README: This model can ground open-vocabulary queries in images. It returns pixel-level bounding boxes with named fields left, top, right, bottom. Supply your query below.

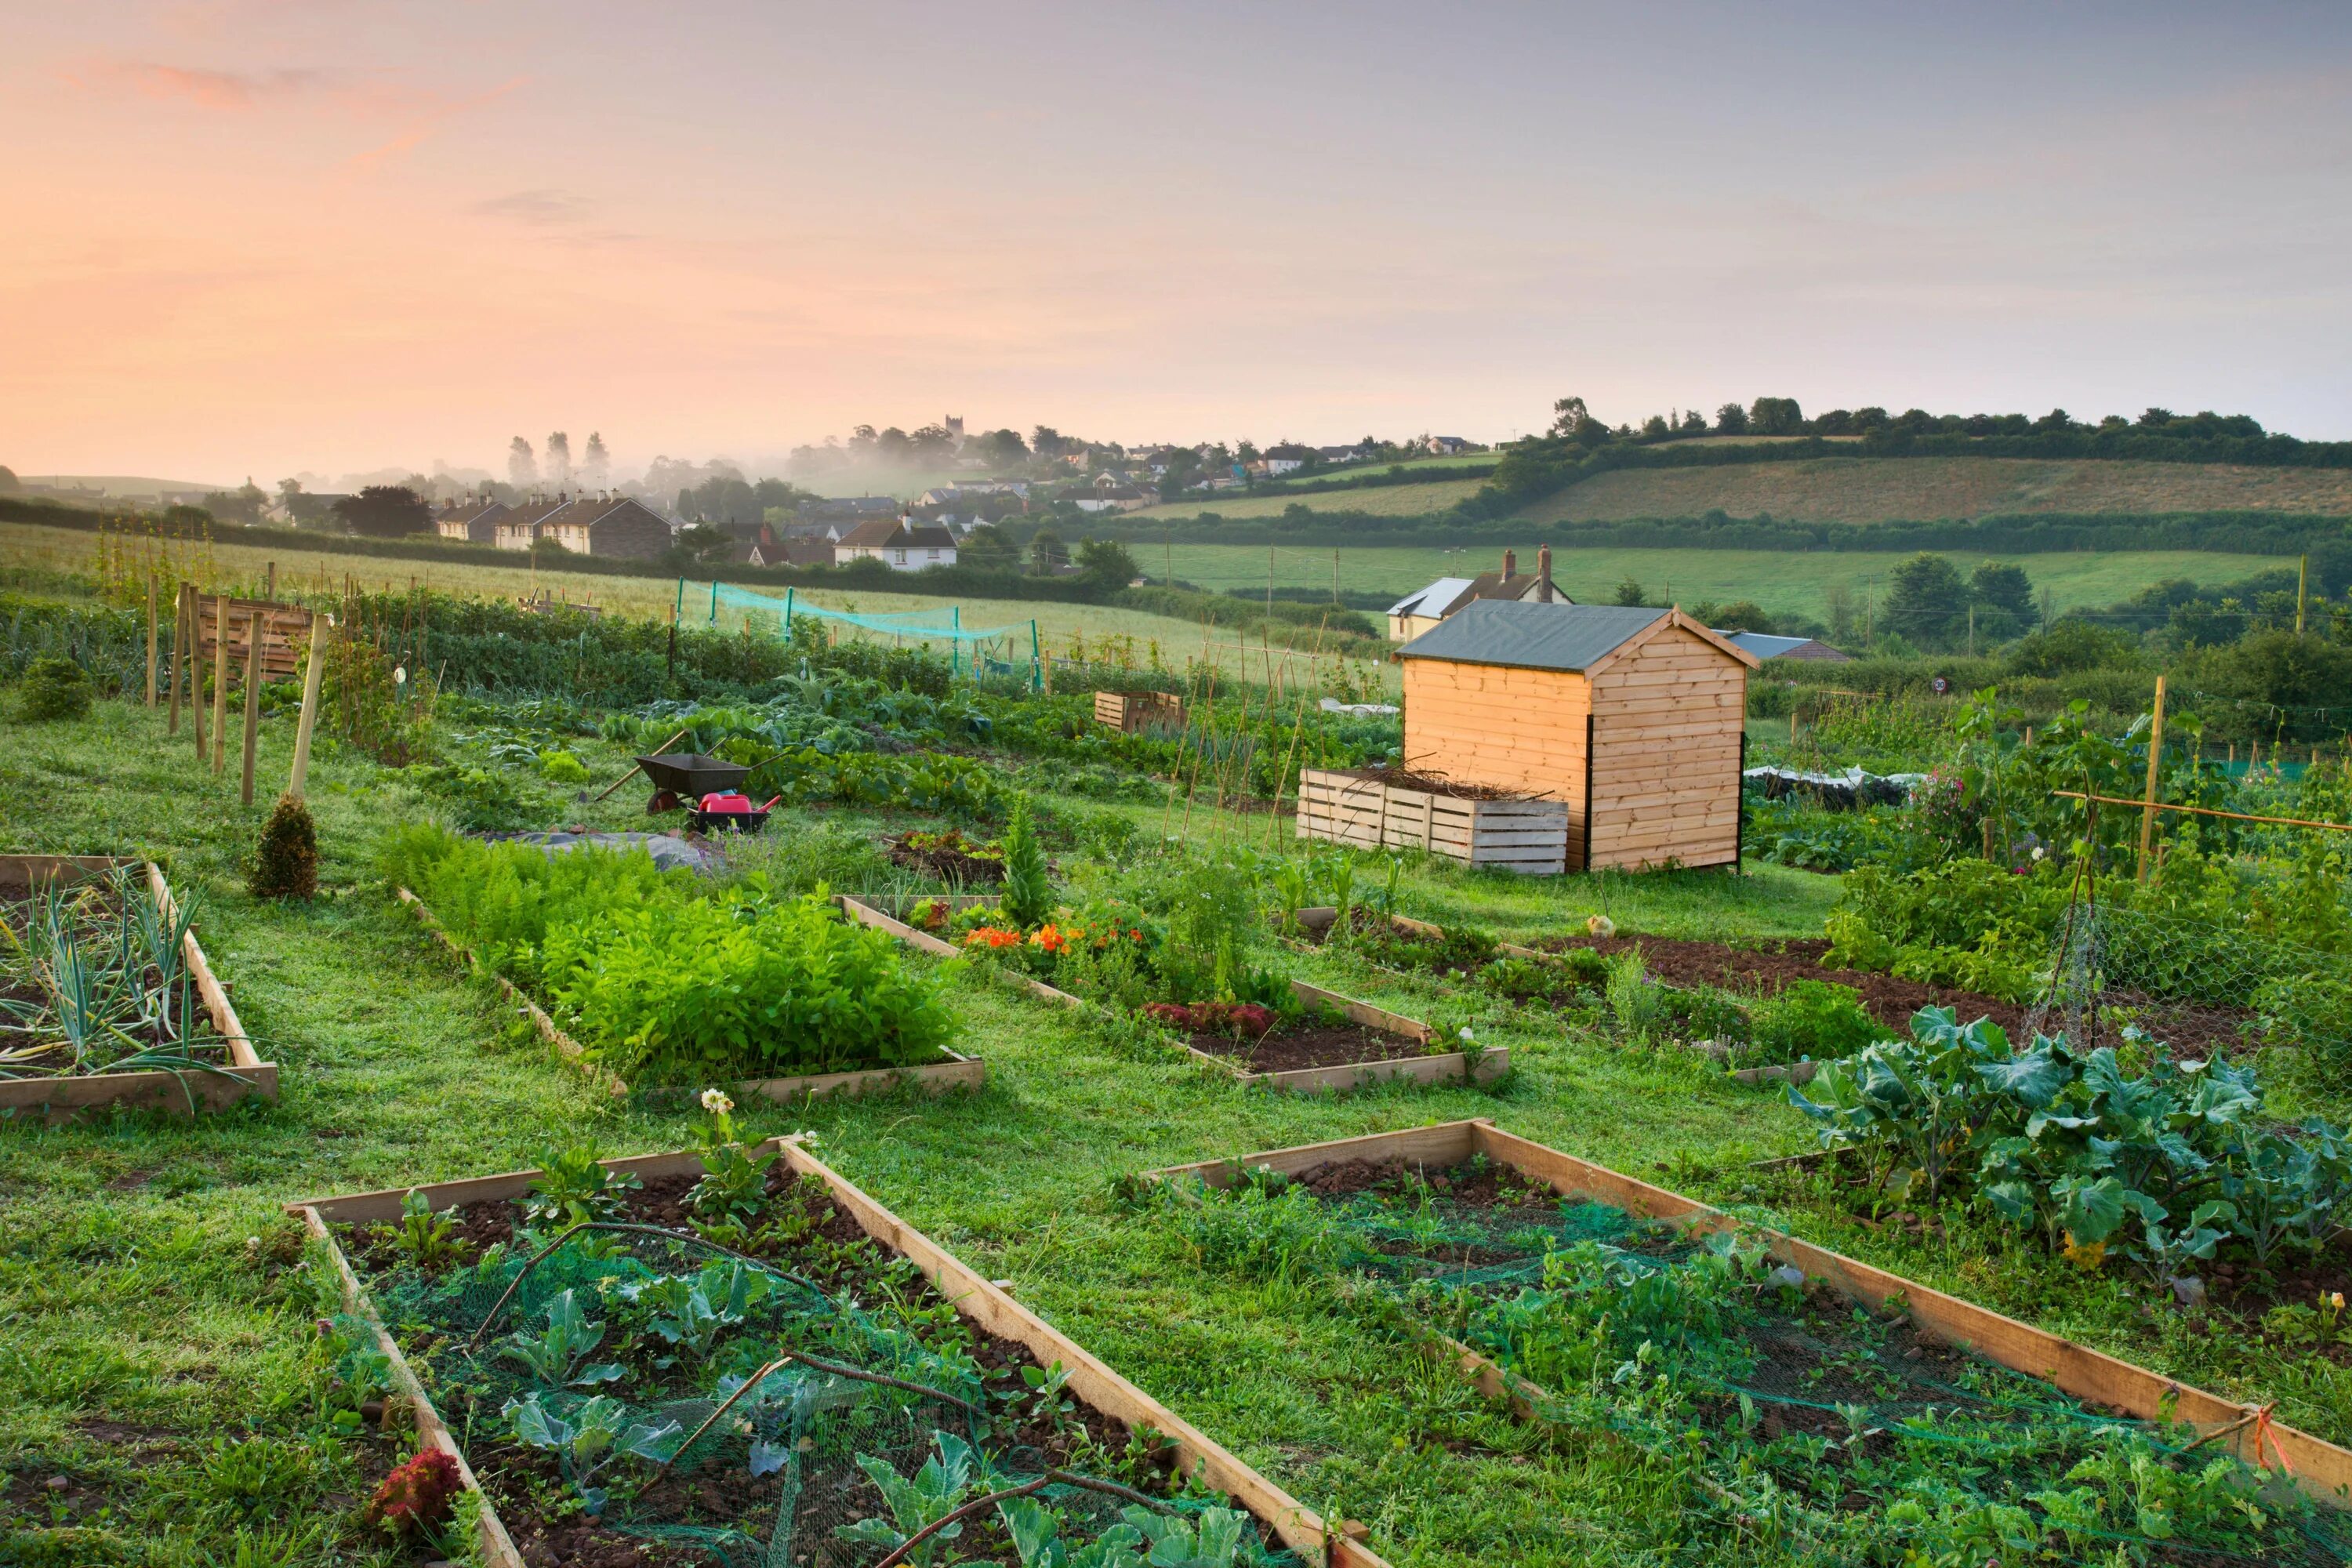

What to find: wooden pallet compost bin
left=394, top=887, right=983, bottom=1104
left=0, top=855, right=273, bottom=1119
left=1143, top=1118, right=2352, bottom=1506
left=1295, top=771, right=1569, bottom=874
left=1094, top=689, right=1186, bottom=732
left=189, top=593, right=318, bottom=682
left=1393, top=600, right=1759, bottom=872
left=836, top=894, right=1504, bottom=1094
left=289, top=1138, right=1392, bottom=1568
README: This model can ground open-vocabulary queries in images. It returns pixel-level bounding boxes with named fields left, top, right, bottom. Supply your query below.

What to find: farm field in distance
left=1519, top=453, right=2352, bottom=524
left=1129, top=475, right=1491, bottom=520
left=1157, top=540, right=2285, bottom=621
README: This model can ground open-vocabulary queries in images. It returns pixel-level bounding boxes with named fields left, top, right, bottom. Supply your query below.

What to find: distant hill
left=10, top=474, right=233, bottom=500
left=1516, top=455, right=2352, bottom=525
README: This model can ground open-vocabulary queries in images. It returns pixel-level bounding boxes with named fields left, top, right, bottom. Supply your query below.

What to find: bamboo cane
left=2136, top=675, right=2166, bottom=883
left=144, top=573, right=158, bottom=707
left=288, top=612, right=328, bottom=802
left=167, top=584, right=186, bottom=735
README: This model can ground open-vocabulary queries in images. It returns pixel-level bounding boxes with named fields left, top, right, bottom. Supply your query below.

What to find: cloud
left=470, top=188, right=592, bottom=227
left=112, top=62, right=323, bottom=110
left=346, top=74, right=526, bottom=169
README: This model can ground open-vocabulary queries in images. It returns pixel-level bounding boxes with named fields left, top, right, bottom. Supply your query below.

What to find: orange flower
left=963, top=926, right=1025, bottom=949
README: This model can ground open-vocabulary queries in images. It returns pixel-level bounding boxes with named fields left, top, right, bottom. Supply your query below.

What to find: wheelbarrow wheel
left=648, top=789, right=679, bottom=814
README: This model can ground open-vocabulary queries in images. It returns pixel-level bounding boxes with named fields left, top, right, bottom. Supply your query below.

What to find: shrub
left=250, top=793, right=319, bottom=900
left=1744, top=979, right=1885, bottom=1065
left=1000, top=796, right=1051, bottom=929
left=14, top=655, right=91, bottom=720
left=539, top=749, right=590, bottom=784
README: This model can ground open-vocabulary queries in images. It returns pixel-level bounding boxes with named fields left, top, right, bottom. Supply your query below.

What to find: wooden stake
left=2136, top=674, right=2166, bottom=883
left=288, top=612, right=328, bottom=802
left=2297, top=554, right=2308, bottom=635
left=240, top=608, right=263, bottom=805
left=167, top=584, right=186, bottom=734
left=265, top=560, right=276, bottom=599
left=144, top=573, right=158, bottom=706
left=211, top=596, right=230, bottom=775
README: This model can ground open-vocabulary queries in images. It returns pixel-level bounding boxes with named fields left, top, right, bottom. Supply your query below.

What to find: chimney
left=1538, top=544, right=1555, bottom=603
left=1502, top=548, right=1517, bottom=581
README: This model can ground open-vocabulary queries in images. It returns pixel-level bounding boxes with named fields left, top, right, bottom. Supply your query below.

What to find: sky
left=5, top=0, right=2352, bottom=485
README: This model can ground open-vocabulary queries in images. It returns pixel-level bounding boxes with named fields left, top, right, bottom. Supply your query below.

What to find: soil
left=884, top=830, right=1004, bottom=885
left=345, top=1162, right=1191, bottom=1567
left=1186, top=1021, right=1430, bottom=1075
left=1532, top=931, right=2267, bottom=1060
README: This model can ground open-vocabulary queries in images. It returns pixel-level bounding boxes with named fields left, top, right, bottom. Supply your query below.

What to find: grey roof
left=1717, top=630, right=1850, bottom=661
left=1396, top=599, right=1675, bottom=671
left=1388, top=576, right=1473, bottom=618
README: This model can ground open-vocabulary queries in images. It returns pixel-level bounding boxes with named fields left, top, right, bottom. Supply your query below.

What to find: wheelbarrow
left=635, top=753, right=751, bottom=815
left=690, top=792, right=781, bottom=834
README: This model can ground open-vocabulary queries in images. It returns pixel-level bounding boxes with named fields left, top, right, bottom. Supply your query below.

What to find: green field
left=1130, top=476, right=1489, bottom=521
left=0, top=521, right=1399, bottom=689
left=1159, top=542, right=2285, bottom=622
left=1521, top=454, right=2352, bottom=524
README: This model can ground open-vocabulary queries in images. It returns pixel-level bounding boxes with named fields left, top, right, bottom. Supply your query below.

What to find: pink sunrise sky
left=5, top=1, right=2350, bottom=484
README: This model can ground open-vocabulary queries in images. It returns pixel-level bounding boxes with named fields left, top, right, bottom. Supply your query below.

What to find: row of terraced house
left=430, top=491, right=674, bottom=559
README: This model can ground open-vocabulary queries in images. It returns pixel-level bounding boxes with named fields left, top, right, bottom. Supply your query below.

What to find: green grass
left=1152, top=542, right=2283, bottom=623
left=1130, top=478, right=1491, bottom=522
left=1519, top=454, right=2352, bottom=525
left=7, top=699, right=2350, bottom=1565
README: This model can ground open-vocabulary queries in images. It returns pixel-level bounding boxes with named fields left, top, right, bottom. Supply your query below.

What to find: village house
left=1425, top=436, right=1475, bottom=455
left=833, top=516, right=958, bottom=571
left=493, top=493, right=671, bottom=559
left=1715, top=630, right=1853, bottom=662
left=1385, top=547, right=1570, bottom=639
left=433, top=497, right=508, bottom=545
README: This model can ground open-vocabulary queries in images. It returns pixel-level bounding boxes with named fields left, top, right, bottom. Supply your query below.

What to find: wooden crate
left=1143, top=1119, right=2352, bottom=1504
left=1094, top=689, right=1186, bottom=732
left=190, top=594, right=318, bottom=682
left=396, top=888, right=983, bottom=1104
left=289, top=1138, right=1390, bottom=1568
left=0, top=856, right=274, bottom=1120
left=837, top=894, right=1504, bottom=1094
left=1297, top=770, right=1568, bottom=875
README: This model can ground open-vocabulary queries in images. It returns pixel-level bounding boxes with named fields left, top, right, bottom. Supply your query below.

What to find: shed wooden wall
left=1399, top=659, right=1592, bottom=862
left=1587, top=624, right=1746, bottom=869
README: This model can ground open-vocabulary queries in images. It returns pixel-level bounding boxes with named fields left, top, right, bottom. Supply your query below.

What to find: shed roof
left=1396, top=599, right=1758, bottom=673
left=1717, top=630, right=1853, bottom=662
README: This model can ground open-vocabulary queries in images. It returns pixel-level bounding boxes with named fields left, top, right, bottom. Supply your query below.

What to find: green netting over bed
left=355, top=1218, right=1295, bottom=1567
left=1194, top=1160, right=2352, bottom=1566
left=702, top=581, right=1040, bottom=684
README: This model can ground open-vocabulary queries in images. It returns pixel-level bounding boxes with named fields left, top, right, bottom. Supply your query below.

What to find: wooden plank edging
left=1142, top=1119, right=2352, bottom=1507
left=395, top=888, right=984, bottom=1105
left=0, top=855, right=274, bottom=1120
left=288, top=1140, right=1388, bottom=1568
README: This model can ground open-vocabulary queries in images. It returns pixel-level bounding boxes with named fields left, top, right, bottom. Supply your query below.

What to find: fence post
left=210, top=597, right=229, bottom=774
left=2136, top=674, right=2167, bottom=884
left=145, top=573, right=158, bottom=707
left=239, top=608, right=263, bottom=805
left=167, top=584, right=186, bottom=734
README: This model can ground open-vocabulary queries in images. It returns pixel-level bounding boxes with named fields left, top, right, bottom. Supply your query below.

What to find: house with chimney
left=1385, top=548, right=1571, bottom=640
left=433, top=497, right=509, bottom=545
left=492, top=493, right=672, bottom=559
left=833, top=516, right=958, bottom=571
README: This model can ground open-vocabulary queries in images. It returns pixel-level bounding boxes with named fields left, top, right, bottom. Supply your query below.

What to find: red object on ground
left=699, top=791, right=754, bottom=811
left=365, top=1447, right=463, bottom=1538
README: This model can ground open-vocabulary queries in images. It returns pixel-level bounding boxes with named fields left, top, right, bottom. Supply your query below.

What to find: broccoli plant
left=622, top=1260, right=772, bottom=1363
left=499, top=1289, right=623, bottom=1390
left=503, top=1393, right=678, bottom=1515
left=1000, top=1496, right=1146, bottom=1568
left=521, top=1144, right=644, bottom=1230
left=833, top=1430, right=1000, bottom=1566
left=1121, top=1505, right=1258, bottom=1568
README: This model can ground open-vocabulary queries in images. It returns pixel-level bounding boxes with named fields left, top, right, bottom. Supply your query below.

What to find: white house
left=833, top=516, right=959, bottom=571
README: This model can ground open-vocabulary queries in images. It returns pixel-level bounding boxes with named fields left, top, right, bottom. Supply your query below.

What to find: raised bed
left=289, top=1138, right=1389, bottom=1568
left=1143, top=1119, right=2352, bottom=1517
left=395, top=887, right=982, bottom=1104
left=0, top=855, right=273, bottom=1120
left=1094, top=689, right=1185, bottom=732
left=838, top=895, right=1504, bottom=1094
left=1297, top=768, right=1567, bottom=875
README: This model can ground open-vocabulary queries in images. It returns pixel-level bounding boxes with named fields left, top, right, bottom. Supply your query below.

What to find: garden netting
left=363, top=1221, right=1298, bottom=1568
left=706, top=582, right=1040, bottom=682
left=1252, top=1163, right=2352, bottom=1565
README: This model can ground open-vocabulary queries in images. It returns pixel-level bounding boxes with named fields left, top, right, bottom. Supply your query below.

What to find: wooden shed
left=1396, top=600, right=1759, bottom=871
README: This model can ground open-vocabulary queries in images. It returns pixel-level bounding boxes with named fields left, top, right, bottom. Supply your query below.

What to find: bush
left=1745, top=980, right=1886, bottom=1065
left=539, top=750, right=589, bottom=784
left=250, top=793, right=319, bottom=900
left=14, top=655, right=91, bottom=720
left=999, top=797, right=1051, bottom=928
